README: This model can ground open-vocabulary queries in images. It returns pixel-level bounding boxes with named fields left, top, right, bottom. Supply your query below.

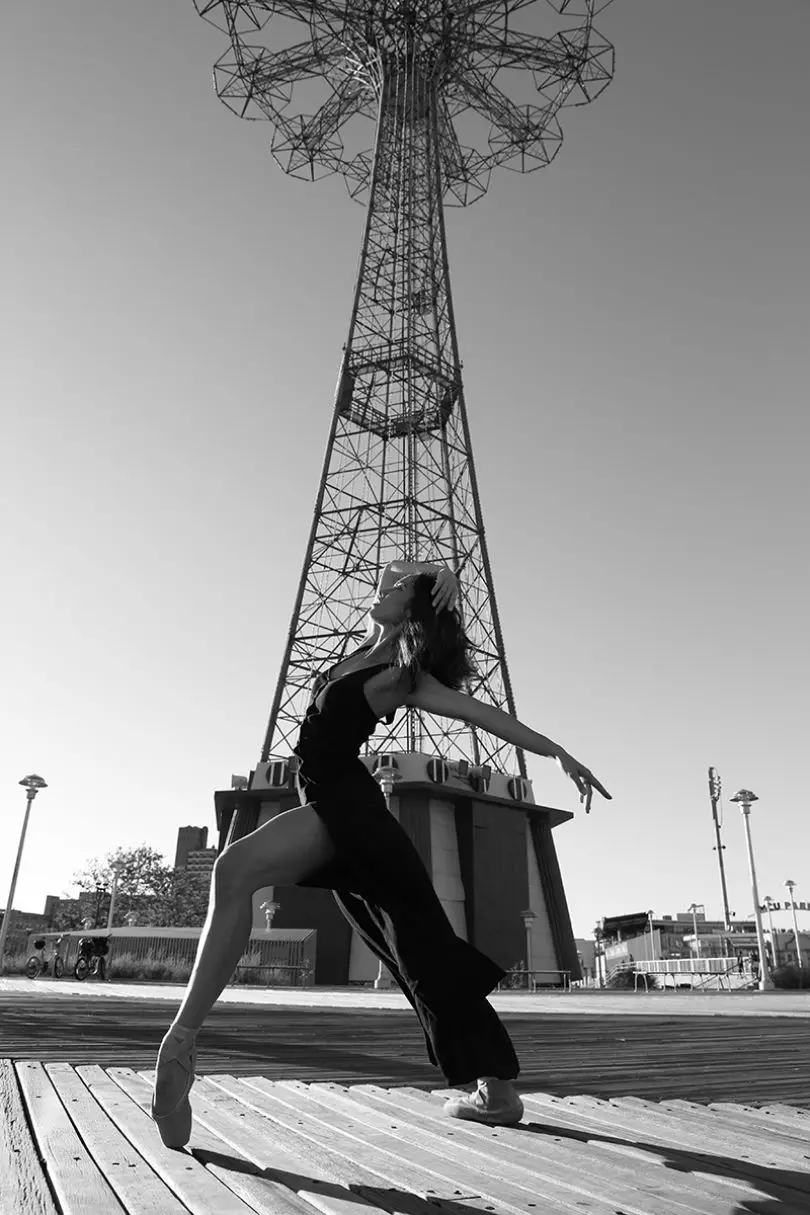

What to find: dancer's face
left=369, top=577, right=415, bottom=625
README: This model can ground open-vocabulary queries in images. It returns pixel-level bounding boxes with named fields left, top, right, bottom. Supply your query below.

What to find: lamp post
left=0, top=775, right=48, bottom=974
left=647, top=910, right=656, bottom=961
left=520, top=908, right=537, bottom=989
left=593, top=922, right=605, bottom=988
left=688, top=902, right=702, bottom=958
left=729, top=790, right=774, bottom=990
left=106, top=863, right=121, bottom=931
left=784, top=880, right=803, bottom=969
left=763, top=895, right=778, bottom=970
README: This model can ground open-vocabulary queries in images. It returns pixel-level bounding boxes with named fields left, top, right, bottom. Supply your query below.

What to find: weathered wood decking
left=3, top=1058, right=810, bottom=1215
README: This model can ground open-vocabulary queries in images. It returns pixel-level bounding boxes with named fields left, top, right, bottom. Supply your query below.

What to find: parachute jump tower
left=199, top=0, right=615, bottom=986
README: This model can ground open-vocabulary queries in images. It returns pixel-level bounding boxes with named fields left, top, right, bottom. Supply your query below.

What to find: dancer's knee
left=212, top=848, right=248, bottom=900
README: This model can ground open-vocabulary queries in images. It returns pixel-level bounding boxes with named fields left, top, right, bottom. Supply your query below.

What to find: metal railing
left=631, top=958, right=754, bottom=992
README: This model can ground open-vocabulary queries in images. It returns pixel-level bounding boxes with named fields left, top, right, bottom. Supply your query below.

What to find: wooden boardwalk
left=4, top=1057, right=810, bottom=1215
left=2, top=992, right=810, bottom=1105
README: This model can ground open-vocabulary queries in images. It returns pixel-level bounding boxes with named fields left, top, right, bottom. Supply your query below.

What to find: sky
left=2, top=1, right=808, bottom=942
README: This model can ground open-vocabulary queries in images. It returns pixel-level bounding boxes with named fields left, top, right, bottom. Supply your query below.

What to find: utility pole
left=708, top=768, right=732, bottom=931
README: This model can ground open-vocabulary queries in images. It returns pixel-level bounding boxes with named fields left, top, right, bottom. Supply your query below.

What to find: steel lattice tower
left=194, top=0, right=614, bottom=778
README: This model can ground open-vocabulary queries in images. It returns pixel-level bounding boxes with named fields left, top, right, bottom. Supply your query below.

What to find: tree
left=69, top=845, right=172, bottom=928
left=162, top=869, right=211, bottom=928
left=66, top=845, right=211, bottom=928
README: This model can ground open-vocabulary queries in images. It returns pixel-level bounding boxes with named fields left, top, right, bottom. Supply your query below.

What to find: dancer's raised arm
left=376, top=560, right=458, bottom=612
left=404, top=672, right=611, bottom=813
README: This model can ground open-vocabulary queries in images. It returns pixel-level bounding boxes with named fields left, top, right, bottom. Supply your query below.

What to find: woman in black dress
left=152, top=560, right=610, bottom=1147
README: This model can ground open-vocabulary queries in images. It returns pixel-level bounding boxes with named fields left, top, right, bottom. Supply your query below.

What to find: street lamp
left=520, top=908, right=537, bottom=989
left=106, top=862, right=122, bottom=931
left=784, top=880, right=803, bottom=969
left=729, top=790, right=774, bottom=991
left=593, top=922, right=605, bottom=988
left=762, top=895, right=778, bottom=970
left=688, top=902, right=702, bottom=958
left=647, top=910, right=656, bottom=961
left=0, top=775, right=48, bottom=974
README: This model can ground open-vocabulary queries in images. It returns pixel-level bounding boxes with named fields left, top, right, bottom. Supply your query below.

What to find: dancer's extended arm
left=405, top=672, right=611, bottom=812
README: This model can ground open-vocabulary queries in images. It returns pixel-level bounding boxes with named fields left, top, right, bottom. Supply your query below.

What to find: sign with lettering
left=758, top=902, right=808, bottom=912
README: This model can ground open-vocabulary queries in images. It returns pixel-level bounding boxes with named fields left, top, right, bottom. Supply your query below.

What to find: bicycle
left=25, top=938, right=65, bottom=980
left=74, top=937, right=108, bottom=981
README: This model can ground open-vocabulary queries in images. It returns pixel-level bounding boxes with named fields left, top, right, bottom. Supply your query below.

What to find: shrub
left=3, top=947, right=30, bottom=975
left=107, top=950, right=192, bottom=984
left=498, top=960, right=529, bottom=991
left=771, top=964, right=810, bottom=990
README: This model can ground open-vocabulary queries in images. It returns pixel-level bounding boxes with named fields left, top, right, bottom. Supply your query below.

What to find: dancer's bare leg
left=152, top=804, right=334, bottom=1142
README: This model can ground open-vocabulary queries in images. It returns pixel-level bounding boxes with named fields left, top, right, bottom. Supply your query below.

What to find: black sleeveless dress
left=291, top=658, right=509, bottom=1015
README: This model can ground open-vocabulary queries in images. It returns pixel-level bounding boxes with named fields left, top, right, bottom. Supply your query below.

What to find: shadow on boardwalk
left=519, top=1116, right=810, bottom=1214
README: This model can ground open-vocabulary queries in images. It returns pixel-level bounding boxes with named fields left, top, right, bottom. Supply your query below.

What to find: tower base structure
left=214, top=753, right=581, bottom=988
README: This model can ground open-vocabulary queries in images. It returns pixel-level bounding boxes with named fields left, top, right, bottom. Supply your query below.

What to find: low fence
left=19, top=928, right=316, bottom=986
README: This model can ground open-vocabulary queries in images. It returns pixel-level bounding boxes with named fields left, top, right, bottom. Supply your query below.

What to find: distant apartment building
left=185, top=847, right=217, bottom=878
left=0, top=907, right=50, bottom=934
left=174, top=826, right=209, bottom=870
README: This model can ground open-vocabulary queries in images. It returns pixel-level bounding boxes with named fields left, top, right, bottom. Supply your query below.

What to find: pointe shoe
left=444, top=1079, right=524, bottom=1125
left=151, top=1028, right=197, bottom=1148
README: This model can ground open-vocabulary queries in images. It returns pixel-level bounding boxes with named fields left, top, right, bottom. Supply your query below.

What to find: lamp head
left=729, top=789, right=758, bottom=806
left=19, top=774, right=47, bottom=792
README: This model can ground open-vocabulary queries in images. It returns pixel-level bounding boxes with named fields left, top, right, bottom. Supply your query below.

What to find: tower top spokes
left=195, top=0, right=615, bottom=205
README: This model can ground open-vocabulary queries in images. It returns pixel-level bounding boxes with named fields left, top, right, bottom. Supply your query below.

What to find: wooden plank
left=116, top=1067, right=394, bottom=1215
left=15, top=1061, right=126, bottom=1215
left=519, top=1093, right=810, bottom=1200
left=45, top=1063, right=191, bottom=1215
left=280, top=1079, right=739, bottom=1215
left=75, top=1065, right=261, bottom=1215
left=714, top=1103, right=810, bottom=1133
left=209, top=1074, right=547, bottom=1215
left=660, top=1098, right=810, bottom=1150
left=239, top=1074, right=635, bottom=1215
left=610, top=1096, right=810, bottom=1170
left=193, top=1072, right=490, bottom=1214
left=347, top=1083, right=784, bottom=1215
left=108, top=1068, right=327, bottom=1215
left=0, top=1059, right=59, bottom=1215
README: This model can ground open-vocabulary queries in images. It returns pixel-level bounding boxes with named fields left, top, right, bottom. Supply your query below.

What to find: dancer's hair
left=396, top=573, right=476, bottom=691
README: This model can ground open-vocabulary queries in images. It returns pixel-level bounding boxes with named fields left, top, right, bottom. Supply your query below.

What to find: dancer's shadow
left=192, top=1146, right=491, bottom=1214
left=519, top=1116, right=810, bottom=1214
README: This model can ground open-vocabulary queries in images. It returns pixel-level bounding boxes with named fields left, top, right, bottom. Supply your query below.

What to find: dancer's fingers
left=591, top=775, right=612, bottom=800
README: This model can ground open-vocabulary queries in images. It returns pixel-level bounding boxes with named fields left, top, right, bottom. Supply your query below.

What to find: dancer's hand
left=432, top=567, right=459, bottom=613
left=555, top=751, right=611, bottom=814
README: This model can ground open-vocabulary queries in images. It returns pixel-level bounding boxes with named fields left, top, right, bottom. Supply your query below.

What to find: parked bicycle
left=73, top=935, right=109, bottom=981
left=25, top=937, right=65, bottom=979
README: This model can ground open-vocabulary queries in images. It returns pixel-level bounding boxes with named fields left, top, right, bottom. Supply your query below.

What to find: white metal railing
left=635, top=958, right=740, bottom=974
left=631, top=957, right=752, bottom=992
